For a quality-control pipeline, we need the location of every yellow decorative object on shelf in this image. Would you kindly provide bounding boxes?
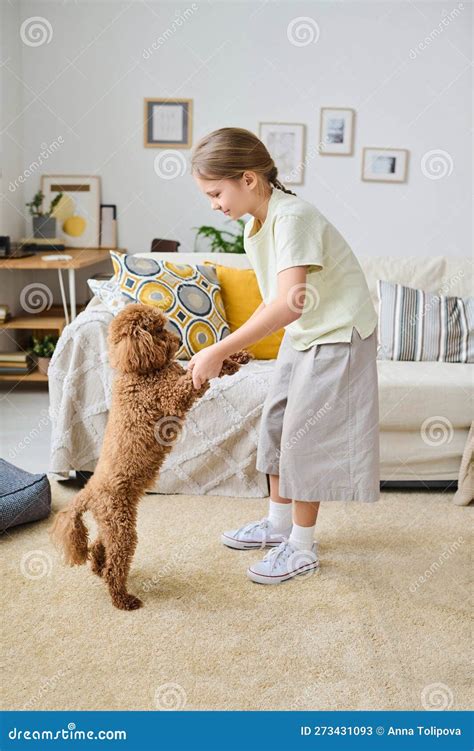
[63,215,86,237]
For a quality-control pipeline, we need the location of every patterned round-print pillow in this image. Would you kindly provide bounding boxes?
[110,251,230,359]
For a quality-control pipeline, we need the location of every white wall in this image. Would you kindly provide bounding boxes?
[1,0,472,268]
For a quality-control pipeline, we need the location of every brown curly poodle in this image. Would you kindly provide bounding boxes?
[50,303,252,610]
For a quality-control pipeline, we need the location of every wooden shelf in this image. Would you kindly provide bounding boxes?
[1,314,65,331]
[0,305,86,332]
[0,369,48,382]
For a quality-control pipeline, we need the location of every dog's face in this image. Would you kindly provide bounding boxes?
[108,304,181,374]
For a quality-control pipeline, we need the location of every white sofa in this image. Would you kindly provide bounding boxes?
[48,252,473,497]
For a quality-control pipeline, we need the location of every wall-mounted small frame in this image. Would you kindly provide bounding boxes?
[362,147,409,182]
[259,122,306,185]
[144,98,193,148]
[319,107,355,156]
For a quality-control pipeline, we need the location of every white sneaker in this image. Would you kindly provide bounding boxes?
[247,539,320,584]
[221,516,292,550]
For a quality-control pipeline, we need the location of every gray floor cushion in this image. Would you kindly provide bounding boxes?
[0,459,51,533]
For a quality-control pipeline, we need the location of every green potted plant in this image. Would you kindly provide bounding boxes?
[192,218,245,254]
[29,333,58,376]
[26,190,63,239]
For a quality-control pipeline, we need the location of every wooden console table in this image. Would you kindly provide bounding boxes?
[0,248,122,322]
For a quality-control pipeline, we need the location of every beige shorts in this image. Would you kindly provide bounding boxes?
[256,326,380,502]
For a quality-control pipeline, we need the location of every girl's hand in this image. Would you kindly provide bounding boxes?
[188,345,225,389]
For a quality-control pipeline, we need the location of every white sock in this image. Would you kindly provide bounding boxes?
[268,498,292,532]
[289,522,315,551]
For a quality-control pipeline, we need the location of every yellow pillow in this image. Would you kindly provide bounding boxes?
[204,261,283,359]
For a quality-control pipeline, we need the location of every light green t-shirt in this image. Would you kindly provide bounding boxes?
[243,187,378,350]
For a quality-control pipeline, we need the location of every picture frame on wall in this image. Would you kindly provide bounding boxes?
[144,98,193,148]
[319,107,355,155]
[41,174,101,248]
[361,148,409,183]
[258,122,306,185]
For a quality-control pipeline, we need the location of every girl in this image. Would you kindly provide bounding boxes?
[189,127,380,585]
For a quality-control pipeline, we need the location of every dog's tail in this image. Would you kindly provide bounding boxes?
[49,487,92,566]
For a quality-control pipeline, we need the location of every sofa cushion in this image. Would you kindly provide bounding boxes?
[110,251,231,359]
[204,261,284,359]
[377,279,473,362]
[87,277,130,315]
[377,360,473,430]
[0,459,51,532]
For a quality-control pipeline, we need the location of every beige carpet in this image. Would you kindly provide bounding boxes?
[1,479,471,711]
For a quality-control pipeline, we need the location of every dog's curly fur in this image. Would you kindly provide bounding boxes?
[49,303,253,610]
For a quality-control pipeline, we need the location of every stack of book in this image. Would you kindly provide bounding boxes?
[0,352,34,375]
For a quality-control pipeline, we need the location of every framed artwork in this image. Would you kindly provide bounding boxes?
[144,98,193,148]
[41,175,101,248]
[258,122,306,185]
[319,107,355,155]
[361,148,409,183]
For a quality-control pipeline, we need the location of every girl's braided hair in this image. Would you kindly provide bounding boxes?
[191,127,297,197]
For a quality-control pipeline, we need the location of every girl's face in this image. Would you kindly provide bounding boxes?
[194,173,256,220]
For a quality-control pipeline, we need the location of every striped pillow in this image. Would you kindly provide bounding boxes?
[377,279,473,363]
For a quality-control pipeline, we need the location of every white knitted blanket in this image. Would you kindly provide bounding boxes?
[48,299,272,497]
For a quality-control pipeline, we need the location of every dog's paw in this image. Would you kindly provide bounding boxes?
[113,593,144,611]
[229,349,254,365]
[90,541,106,577]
